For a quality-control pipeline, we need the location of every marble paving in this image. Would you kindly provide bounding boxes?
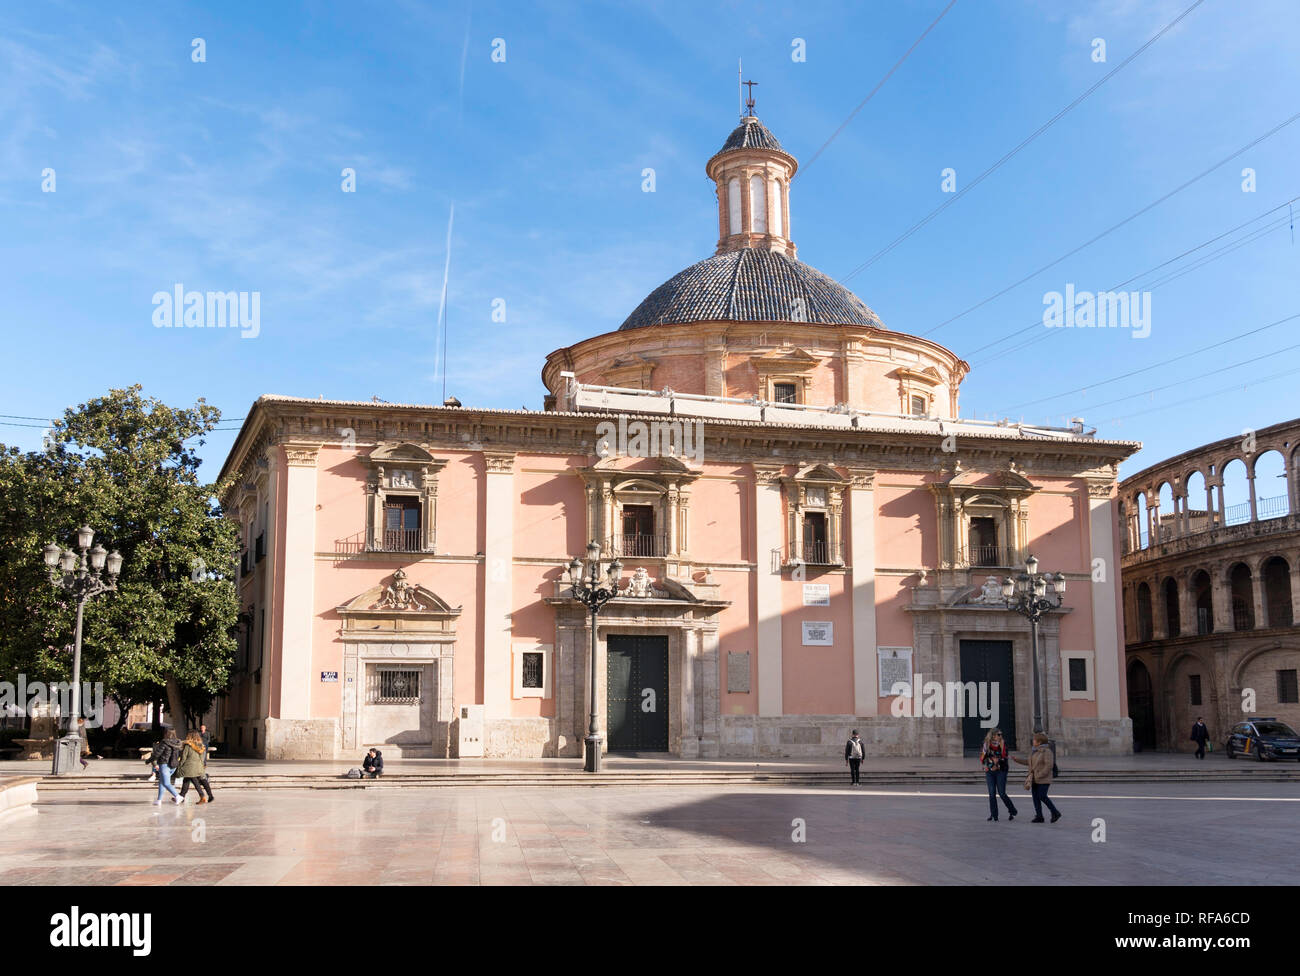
[2,782,1297,885]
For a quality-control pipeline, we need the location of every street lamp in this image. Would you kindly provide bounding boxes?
[566,540,622,772]
[43,526,123,770]
[1001,555,1066,735]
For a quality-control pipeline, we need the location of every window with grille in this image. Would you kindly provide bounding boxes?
[773,382,797,404]
[1189,674,1202,706]
[1278,669,1299,704]
[370,668,421,704]
[521,653,544,690]
[1068,658,1088,692]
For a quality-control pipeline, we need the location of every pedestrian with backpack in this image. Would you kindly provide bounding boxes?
[843,730,865,786]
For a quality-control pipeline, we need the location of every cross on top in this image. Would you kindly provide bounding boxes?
[743,79,757,116]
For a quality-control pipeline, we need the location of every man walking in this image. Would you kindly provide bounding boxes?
[1190,717,1210,759]
[844,729,865,786]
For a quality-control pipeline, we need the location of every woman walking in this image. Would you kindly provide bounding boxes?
[1012,732,1061,823]
[176,731,212,804]
[151,730,184,805]
[980,728,1016,821]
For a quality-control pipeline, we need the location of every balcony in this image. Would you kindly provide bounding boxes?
[606,534,668,558]
[374,528,424,553]
[774,540,844,570]
[957,545,1020,568]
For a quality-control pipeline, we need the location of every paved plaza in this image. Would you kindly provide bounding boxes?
[2,779,1297,885]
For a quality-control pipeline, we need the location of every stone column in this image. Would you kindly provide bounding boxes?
[279,444,321,722]
[754,465,784,716]
[1178,572,1195,638]
[482,452,515,721]
[1085,482,1122,720]
[1290,558,1300,627]
[1247,469,1259,522]
[848,469,878,716]
[1250,559,1266,629]
[1211,566,1232,632]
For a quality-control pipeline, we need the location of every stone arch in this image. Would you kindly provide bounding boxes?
[1253,449,1289,519]
[1220,457,1250,525]
[1135,491,1150,549]
[1164,648,1215,750]
[1184,468,1209,532]
[1156,481,1176,542]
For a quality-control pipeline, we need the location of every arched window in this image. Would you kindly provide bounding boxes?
[749,175,767,234]
[769,179,783,237]
[1163,577,1181,638]
[1263,556,1293,628]
[1136,583,1154,642]
[1191,569,1213,634]
[1136,492,1149,549]
[1229,563,1254,630]
[728,178,741,235]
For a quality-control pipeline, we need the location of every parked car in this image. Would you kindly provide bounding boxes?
[1224,718,1300,761]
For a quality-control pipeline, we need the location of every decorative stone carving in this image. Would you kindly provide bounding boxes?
[283,444,321,467]
[968,575,1006,605]
[626,567,654,598]
[374,568,428,611]
[483,452,515,474]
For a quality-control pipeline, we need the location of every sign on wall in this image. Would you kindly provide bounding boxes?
[726,652,751,693]
[321,671,339,683]
[802,583,830,606]
[877,647,913,697]
[802,621,833,646]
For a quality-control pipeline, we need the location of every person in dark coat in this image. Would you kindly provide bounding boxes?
[151,731,183,805]
[362,748,383,779]
[980,728,1017,821]
[844,730,865,786]
[1190,718,1210,759]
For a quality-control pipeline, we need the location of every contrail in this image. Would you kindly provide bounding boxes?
[434,202,454,398]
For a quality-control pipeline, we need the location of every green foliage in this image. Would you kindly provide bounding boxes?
[0,386,239,708]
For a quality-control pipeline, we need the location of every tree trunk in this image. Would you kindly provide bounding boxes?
[165,675,187,737]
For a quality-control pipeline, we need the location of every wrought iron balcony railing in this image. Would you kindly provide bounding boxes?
[606,534,668,558]
[957,545,1020,568]
[375,528,424,553]
[775,540,843,568]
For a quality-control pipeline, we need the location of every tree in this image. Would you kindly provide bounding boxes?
[0,386,239,734]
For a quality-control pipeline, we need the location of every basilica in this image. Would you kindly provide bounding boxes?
[217,108,1138,759]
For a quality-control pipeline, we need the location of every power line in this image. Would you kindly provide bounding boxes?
[798,0,959,178]
[970,202,1297,367]
[919,109,1300,338]
[993,310,1300,413]
[839,0,1206,283]
[1096,362,1300,429]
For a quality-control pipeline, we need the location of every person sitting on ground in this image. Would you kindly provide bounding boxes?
[362,748,383,779]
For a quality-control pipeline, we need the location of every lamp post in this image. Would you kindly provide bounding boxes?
[566,540,622,772]
[42,526,123,761]
[1000,555,1065,735]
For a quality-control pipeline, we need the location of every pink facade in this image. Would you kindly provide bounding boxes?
[217,112,1139,759]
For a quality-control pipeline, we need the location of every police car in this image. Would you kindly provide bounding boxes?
[1224,718,1300,761]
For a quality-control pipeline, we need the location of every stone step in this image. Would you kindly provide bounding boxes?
[38,768,1300,790]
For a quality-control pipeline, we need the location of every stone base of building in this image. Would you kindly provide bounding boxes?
[1055,717,1132,756]
[483,718,560,758]
[721,715,960,758]
[263,717,338,760]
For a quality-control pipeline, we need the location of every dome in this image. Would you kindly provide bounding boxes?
[618,247,884,330]
[708,116,792,163]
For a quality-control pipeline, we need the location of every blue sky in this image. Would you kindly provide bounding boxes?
[3,0,1298,501]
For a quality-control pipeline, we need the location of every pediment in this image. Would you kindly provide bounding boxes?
[892,365,944,385]
[587,452,699,476]
[792,462,847,483]
[338,568,461,619]
[751,347,820,372]
[367,442,437,465]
